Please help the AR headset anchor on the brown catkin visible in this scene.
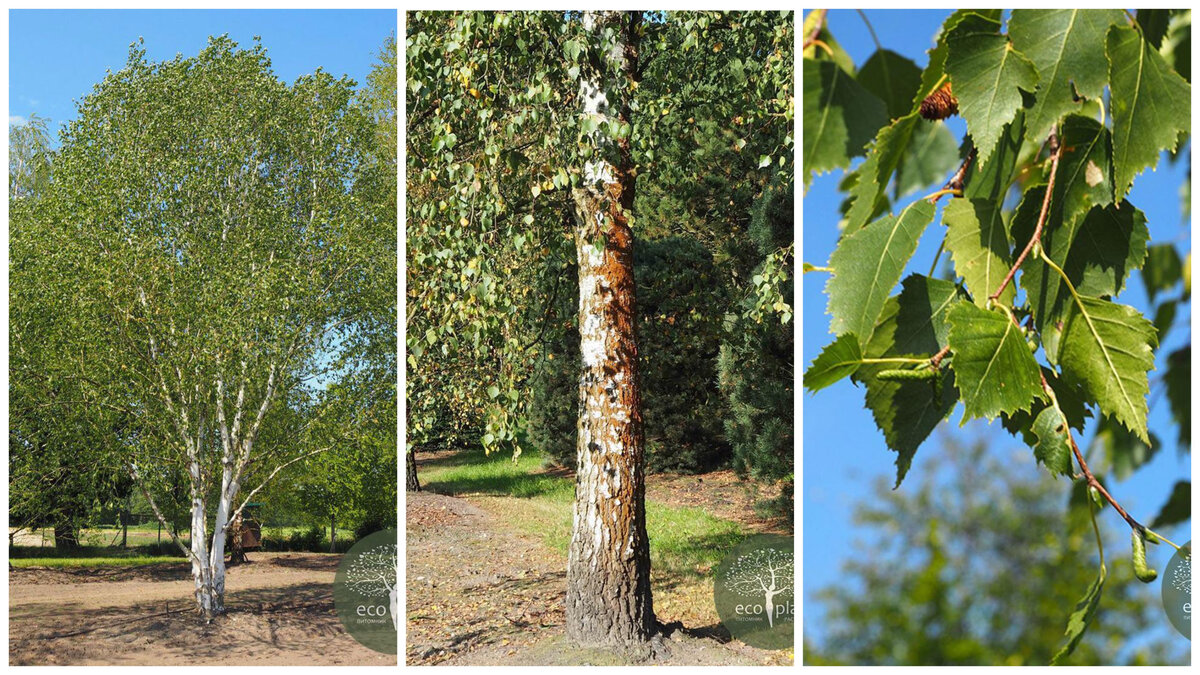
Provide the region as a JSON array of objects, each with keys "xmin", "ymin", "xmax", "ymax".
[{"xmin": 920, "ymin": 81, "xmax": 958, "ymax": 120}]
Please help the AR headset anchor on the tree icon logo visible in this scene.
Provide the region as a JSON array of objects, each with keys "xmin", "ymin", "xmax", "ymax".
[
  {"xmin": 334, "ymin": 529, "xmax": 398, "ymax": 655},
  {"xmin": 1162, "ymin": 541, "xmax": 1190, "ymax": 640},
  {"xmin": 713, "ymin": 534, "xmax": 794, "ymax": 649}
]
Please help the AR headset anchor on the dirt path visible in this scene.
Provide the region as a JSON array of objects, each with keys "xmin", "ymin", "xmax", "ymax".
[
  {"xmin": 10, "ymin": 552, "xmax": 396, "ymax": 666},
  {"xmin": 405, "ymin": 491, "xmax": 790, "ymax": 666}
]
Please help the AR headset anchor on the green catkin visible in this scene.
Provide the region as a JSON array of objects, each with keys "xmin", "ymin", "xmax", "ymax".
[
  {"xmin": 1131, "ymin": 530, "xmax": 1158, "ymax": 583},
  {"xmin": 877, "ymin": 368, "xmax": 939, "ymax": 382}
]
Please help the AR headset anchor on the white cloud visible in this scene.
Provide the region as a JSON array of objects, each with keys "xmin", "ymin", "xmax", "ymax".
[{"xmin": 9, "ymin": 115, "xmax": 27, "ymax": 127}]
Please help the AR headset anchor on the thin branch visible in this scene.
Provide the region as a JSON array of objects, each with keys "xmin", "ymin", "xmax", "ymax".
[
  {"xmin": 856, "ymin": 10, "xmax": 882, "ymax": 50},
  {"xmin": 989, "ymin": 129, "xmax": 1062, "ymax": 302},
  {"xmin": 225, "ymin": 446, "xmax": 333, "ymax": 530},
  {"xmin": 802, "ymin": 9, "xmax": 828, "ymax": 51}
]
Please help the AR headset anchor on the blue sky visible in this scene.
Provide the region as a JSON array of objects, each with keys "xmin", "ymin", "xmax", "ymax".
[
  {"xmin": 802, "ymin": 9, "xmax": 1191, "ymax": 656},
  {"xmin": 10, "ymin": 9, "xmax": 396, "ymax": 136}
]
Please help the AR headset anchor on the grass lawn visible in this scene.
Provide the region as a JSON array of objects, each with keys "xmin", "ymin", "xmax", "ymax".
[
  {"xmin": 418, "ymin": 448, "xmax": 747, "ymax": 579},
  {"xmin": 11, "ymin": 556, "xmax": 183, "ymax": 569}
]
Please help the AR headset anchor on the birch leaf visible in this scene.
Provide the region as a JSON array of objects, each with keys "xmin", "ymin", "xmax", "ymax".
[
  {"xmin": 804, "ymin": 333, "xmax": 862, "ymax": 392},
  {"xmin": 826, "ymin": 200, "xmax": 936, "ymax": 346},
  {"xmin": 895, "ymin": 118, "xmax": 959, "ymax": 198},
  {"xmin": 1057, "ymin": 296, "xmax": 1157, "ymax": 443},
  {"xmin": 803, "ymin": 58, "xmax": 888, "ymax": 190},
  {"xmin": 1051, "ymin": 566, "xmax": 1106, "ymax": 665},
  {"xmin": 1031, "ymin": 405, "xmax": 1074, "ymax": 477},
  {"xmin": 947, "ymin": 302, "xmax": 1044, "ymax": 421},
  {"xmin": 855, "ymin": 276, "xmax": 963, "ymax": 487},
  {"xmin": 1052, "ymin": 115, "xmax": 1114, "ymax": 235},
  {"xmin": 943, "ymin": 198, "xmax": 1013, "ymax": 307},
  {"xmin": 912, "ymin": 10, "xmax": 1004, "ymax": 113},
  {"xmin": 857, "ymin": 48, "xmax": 922, "ymax": 120},
  {"xmin": 843, "ymin": 113, "xmax": 919, "ymax": 232},
  {"xmin": 1008, "ymin": 9, "xmax": 1125, "ymax": 143},
  {"xmin": 1107, "ymin": 24, "xmax": 1191, "ymax": 201},
  {"xmin": 945, "ymin": 15, "xmax": 1040, "ymax": 166}
]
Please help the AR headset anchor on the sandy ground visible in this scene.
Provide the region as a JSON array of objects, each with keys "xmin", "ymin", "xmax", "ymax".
[
  {"xmin": 406, "ymin": 491, "xmax": 790, "ymax": 666},
  {"xmin": 10, "ymin": 552, "xmax": 396, "ymax": 666}
]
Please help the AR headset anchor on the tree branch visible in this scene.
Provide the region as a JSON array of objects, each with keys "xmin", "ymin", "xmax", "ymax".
[{"xmin": 990, "ymin": 130, "xmax": 1062, "ymax": 302}]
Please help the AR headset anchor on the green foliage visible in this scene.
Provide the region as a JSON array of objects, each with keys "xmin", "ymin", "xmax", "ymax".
[
  {"xmin": 942, "ymin": 198, "xmax": 1013, "ymax": 307},
  {"xmin": 803, "ymin": 58, "xmax": 886, "ymax": 188},
  {"xmin": 804, "ymin": 10, "xmax": 1190, "ymax": 663},
  {"xmin": 1008, "ymin": 9, "xmax": 1125, "ymax": 143},
  {"xmin": 1107, "ymin": 24, "xmax": 1191, "ymax": 200},
  {"xmin": 527, "ymin": 236, "xmax": 731, "ymax": 474},
  {"xmin": 947, "ymin": 303, "xmax": 1044, "ymax": 422},
  {"xmin": 945, "ymin": 12, "xmax": 1039, "ymax": 166},
  {"xmin": 826, "ymin": 199, "xmax": 935, "ymax": 346},
  {"xmin": 719, "ymin": 178, "xmax": 794, "ymax": 518},
  {"xmin": 407, "ymin": 11, "xmax": 793, "ymax": 457},
  {"xmin": 856, "ymin": 49, "xmax": 922, "ymax": 121},
  {"xmin": 11, "ymin": 36, "xmax": 394, "ymax": 557}
]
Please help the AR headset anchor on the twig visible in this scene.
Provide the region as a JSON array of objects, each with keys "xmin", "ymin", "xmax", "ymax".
[
  {"xmin": 802, "ymin": 9, "xmax": 828, "ymax": 50},
  {"xmin": 929, "ymin": 345, "xmax": 952, "ymax": 370},
  {"xmin": 943, "ymin": 146, "xmax": 976, "ymax": 193},
  {"xmin": 989, "ymin": 130, "xmax": 1062, "ymax": 301},
  {"xmin": 856, "ymin": 10, "xmax": 881, "ymax": 50}
]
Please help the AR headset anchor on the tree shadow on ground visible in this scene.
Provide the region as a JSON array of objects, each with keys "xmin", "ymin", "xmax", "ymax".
[{"xmin": 10, "ymin": 582, "xmax": 368, "ymax": 665}]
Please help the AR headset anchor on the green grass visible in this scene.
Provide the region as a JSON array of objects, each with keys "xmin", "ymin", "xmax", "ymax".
[
  {"xmin": 419, "ymin": 448, "xmax": 747, "ymax": 578},
  {"xmin": 11, "ymin": 556, "xmax": 183, "ymax": 569}
]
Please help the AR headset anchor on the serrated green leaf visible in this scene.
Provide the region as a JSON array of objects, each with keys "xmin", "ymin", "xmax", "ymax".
[
  {"xmin": 1150, "ymin": 480, "xmax": 1190, "ymax": 528},
  {"xmin": 943, "ymin": 198, "xmax": 1013, "ymax": 307},
  {"xmin": 843, "ymin": 113, "xmax": 919, "ymax": 231},
  {"xmin": 947, "ymin": 303, "xmax": 1045, "ymax": 421},
  {"xmin": 912, "ymin": 10, "xmax": 1004, "ymax": 113},
  {"xmin": 1002, "ymin": 366, "xmax": 1092, "ymax": 442},
  {"xmin": 803, "ymin": 58, "xmax": 888, "ymax": 190},
  {"xmin": 962, "ymin": 111, "xmax": 1025, "ymax": 202},
  {"xmin": 1142, "ymin": 243, "xmax": 1183, "ymax": 302},
  {"xmin": 854, "ymin": 275, "xmax": 964, "ymax": 486},
  {"xmin": 1015, "ymin": 189, "xmax": 1148, "ymax": 361},
  {"xmin": 1051, "ymin": 565, "xmax": 1106, "ymax": 665},
  {"xmin": 857, "ymin": 48, "xmax": 922, "ymax": 120},
  {"xmin": 1058, "ymin": 296, "xmax": 1157, "ymax": 442},
  {"xmin": 1137, "ymin": 8, "xmax": 1173, "ymax": 49},
  {"xmin": 945, "ymin": 15, "xmax": 1040, "ymax": 166},
  {"xmin": 1107, "ymin": 24, "xmax": 1192, "ymax": 201},
  {"xmin": 895, "ymin": 119, "xmax": 959, "ymax": 198},
  {"xmin": 804, "ymin": 333, "xmax": 862, "ymax": 392},
  {"xmin": 1053, "ymin": 115, "xmax": 1114, "ymax": 234},
  {"xmin": 1031, "ymin": 405, "xmax": 1074, "ymax": 477},
  {"xmin": 826, "ymin": 200, "xmax": 936, "ymax": 346},
  {"xmin": 1008, "ymin": 9, "xmax": 1126, "ymax": 143}
]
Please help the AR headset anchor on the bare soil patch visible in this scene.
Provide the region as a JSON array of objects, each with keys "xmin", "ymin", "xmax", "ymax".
[
  {"xmin": 405, "ymin": 490, "xmax": 791, "ymax": 666},
  {"xmin": 10, "ymin": 552, "xmax": 396, "ymax": 666}
]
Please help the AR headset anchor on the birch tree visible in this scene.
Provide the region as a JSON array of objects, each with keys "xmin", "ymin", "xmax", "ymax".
[
  {"xmin": 11, "ymin": 36, "xmax": 392, "ymax": 619},
  {"xmin": 407, "ymin": 10, "xmax": 793, "ymax": 649}
]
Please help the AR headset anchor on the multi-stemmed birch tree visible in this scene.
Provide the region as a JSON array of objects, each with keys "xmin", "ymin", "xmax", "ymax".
[{"xmin": 10, "ymin": 36, "xmax": 395, "ymax": 619}]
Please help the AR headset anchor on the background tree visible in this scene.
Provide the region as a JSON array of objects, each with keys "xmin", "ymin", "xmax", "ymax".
[
  {"xmin": 805, "ymin": 438, "xmax": 1188, "ymax": 666},
  {"xmin": 11, "ymin": 36, "xmax": 393, "ymax": 619}
]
